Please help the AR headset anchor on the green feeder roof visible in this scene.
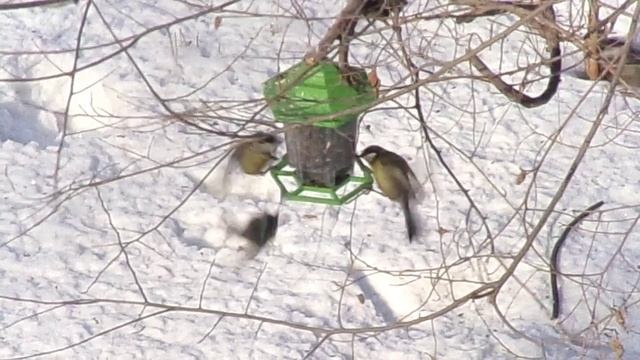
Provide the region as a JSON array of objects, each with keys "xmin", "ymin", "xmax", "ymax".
[{"xmin": 263, "ymin": 61, "xmax": 377, "ymax": 128}]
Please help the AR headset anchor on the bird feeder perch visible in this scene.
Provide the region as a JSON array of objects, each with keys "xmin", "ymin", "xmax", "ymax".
[{"xmin": 263, "ymin": 60, "xmax": 377, "ymax": 205}]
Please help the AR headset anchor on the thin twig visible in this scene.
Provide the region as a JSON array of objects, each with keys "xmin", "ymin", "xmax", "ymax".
[
  {"xmin": 304, "ymin": 0, "xmax": 367, "ymax": 63},
  {"xmin": 7, "ymin": 308, "xmax": 170, "ymax": 360},
  {"xmin": 53, "ymin": 0, "xmax": 92, "ymax": 186},
  {"xmin": 95, "ymin": 187, "xmax": 149, "ymax": 302}
]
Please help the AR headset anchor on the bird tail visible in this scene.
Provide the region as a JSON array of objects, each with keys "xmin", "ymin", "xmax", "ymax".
[{"xmin": 402, "ymin": 195, "xmax": 416, "ymax": 242}]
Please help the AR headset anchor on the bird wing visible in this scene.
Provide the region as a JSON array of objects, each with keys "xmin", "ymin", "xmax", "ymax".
[
  {"xmin": 391, "ymin": 153, "xmax": 421, "ymax": 200},
  {"xmin": 372, "ymin": 156, "xmax": 411, "ymax": 200},
  {"xmin": 378, "ymin": 153, "xmax": 414, "ymax": 194}
]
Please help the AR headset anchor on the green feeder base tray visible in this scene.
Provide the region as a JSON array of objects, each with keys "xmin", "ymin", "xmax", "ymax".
[{"xmin": 270, "ymin": 157, "xmax": 373, "ymax": 205}]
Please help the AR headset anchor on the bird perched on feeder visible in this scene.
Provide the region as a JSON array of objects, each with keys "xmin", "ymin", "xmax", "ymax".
[
  {"xmin": 231, "ymin": 133, "xmax": 280, "ymax": 175},
  {"xmin": 359, "ymin": 145, "xmax": 419, "ymax": 242}
]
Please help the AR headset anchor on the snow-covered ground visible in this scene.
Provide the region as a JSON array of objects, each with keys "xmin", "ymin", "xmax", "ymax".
[{"xmin": 1, "ymin": 0, "xmax": 639, "ymax": 359}]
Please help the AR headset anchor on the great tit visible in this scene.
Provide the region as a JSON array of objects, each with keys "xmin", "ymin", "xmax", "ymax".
[
  {"xmin": 231, "ymin": 133, "xmax": 280, "ymax": 175},
  {"xmin": 359, "ymin": 145, "xmax": 419, "ymax": 242}
]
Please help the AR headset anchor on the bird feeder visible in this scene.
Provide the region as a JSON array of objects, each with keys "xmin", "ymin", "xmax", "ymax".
[{"xmin": 263, "ymin": 61, "xmax": 377, "ymax": 205}]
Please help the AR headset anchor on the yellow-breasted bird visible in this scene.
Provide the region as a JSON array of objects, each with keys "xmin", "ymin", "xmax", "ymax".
[
  {"xmin": 231, "ymin": 133, "xmax": 280, "ymax": 175},
  {"xmin": 359, "ymin": 145, "xmax": 419, "ymax": 242}
]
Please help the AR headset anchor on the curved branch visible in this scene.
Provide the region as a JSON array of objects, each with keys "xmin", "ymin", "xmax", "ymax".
[
  {"xmin": 460, "ymin": 2, "xmax": 562, "ymax": 108},
  {"xmin": 550, "ymin": 201, "xmax": 605, "ymax": 320},
  {"xmin": 470, "ymin": 44, "xmax": 561, "ymax": 108}
]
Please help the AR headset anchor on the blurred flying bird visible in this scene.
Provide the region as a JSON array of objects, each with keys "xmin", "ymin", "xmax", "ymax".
[{"xmin": 239, "ymin": 212, "xmax": 279, "ymax": 248}]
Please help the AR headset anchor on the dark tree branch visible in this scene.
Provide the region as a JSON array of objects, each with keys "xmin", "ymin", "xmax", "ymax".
[
  {"xmin": 0, "ymin": 0, "xmax": 76, "ymax": 11},
  {"xmin": 550, "ymin": 201, "xmax": 605, "ymax": 320},
  {"xmin": 455, "ymin": 1, "xmax": 562, "ymax": 108}
]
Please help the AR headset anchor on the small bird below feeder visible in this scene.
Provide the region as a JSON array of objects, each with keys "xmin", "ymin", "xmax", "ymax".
[
  {"xmin": 239, "ymin": 212, "xmax": 279, "ymax": 248},
  {"xmin": 213, "ymin": 211, "xmax": 280, "ymax": 265},
  {"xmin": 359, "ymin": 145, "xmax": 421, "ymax": 242}
]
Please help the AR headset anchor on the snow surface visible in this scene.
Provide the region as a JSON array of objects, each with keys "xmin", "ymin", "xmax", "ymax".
[{"xmin": 1, "ymin": 0, "xmax": 639, "ymax": 359}]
